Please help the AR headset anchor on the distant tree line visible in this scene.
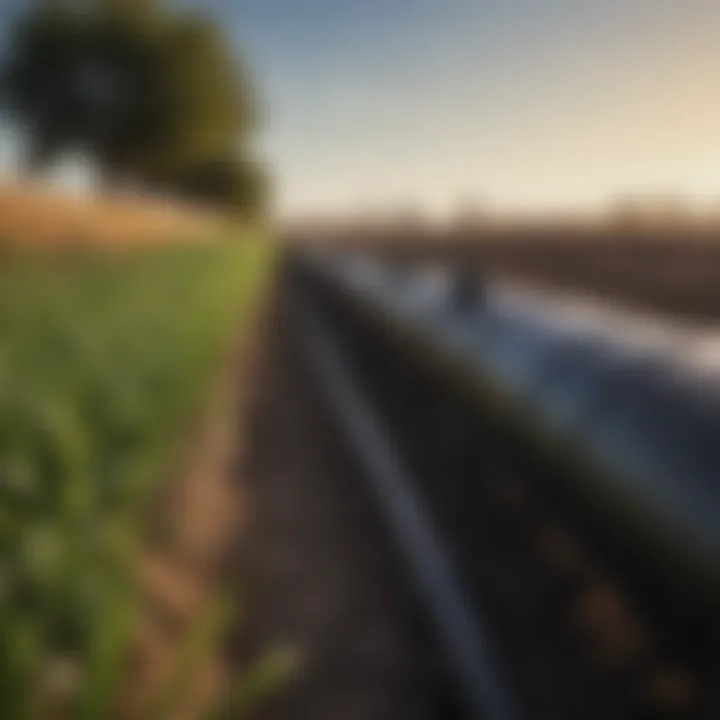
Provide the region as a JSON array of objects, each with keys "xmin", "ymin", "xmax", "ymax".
[{"xmin": 0, "ymin": 0, "xmax": 268, "ymax": 218}]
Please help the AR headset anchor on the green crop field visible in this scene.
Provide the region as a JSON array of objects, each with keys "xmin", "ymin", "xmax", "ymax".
[{"xmin": 0, "ymin": 239, "xmax": 273, "ymax": 718}]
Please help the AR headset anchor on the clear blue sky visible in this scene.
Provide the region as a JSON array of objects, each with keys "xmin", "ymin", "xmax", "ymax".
[{"xmin": 5, "ymin": 1, "xmax": 720, "ymax": 215}]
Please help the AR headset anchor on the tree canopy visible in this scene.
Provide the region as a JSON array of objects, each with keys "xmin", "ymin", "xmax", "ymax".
[{"xmin": 1, "ymin": 0, "xmax": 267, "ymax": 216}]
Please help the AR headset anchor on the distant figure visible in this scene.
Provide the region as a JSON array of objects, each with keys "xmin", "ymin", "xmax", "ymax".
[{"xmin": 450, "ymin": 267, "xmax": 483, "ymax": 313}]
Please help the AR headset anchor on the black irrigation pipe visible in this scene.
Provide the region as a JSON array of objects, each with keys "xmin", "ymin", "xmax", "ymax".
[{"xmin": 289, "ymin": 288, "xmax": 522, "ymax": 720}]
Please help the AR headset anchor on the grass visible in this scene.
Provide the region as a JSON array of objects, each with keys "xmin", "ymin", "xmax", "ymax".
[
  {"xmin": 0, "ymin": 238, "xmax": 273, "ymax": 718},
  {"xmin": 0, "ymin": 183, "xmax": 222, "ymax": 248}
]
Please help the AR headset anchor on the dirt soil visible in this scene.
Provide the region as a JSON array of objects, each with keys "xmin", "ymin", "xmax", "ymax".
[
  {"xmin": 229, "ymin": 273, "xmax": 442, "ymax": 720},
  {"xmin": 123, "ymin": 294, "xmax": 267, "ymax": 719},
  {"xmin": 118, "ymin": 265, "xmax": 439, "ymax": 720}
]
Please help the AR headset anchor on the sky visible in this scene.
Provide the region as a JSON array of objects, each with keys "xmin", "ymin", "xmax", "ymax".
[
  {"xmin": 4, "ymin": 0, "xmax": 720, "ymax": 216},
  {"xmin": 225, "ymin": 0, "xmax": 720, "ymax": 216}
]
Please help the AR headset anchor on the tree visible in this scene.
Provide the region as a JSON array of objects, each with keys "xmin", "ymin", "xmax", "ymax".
[
  {"xmin": 173, "ymin": 156, "xmax": 270, "ymax": 219},
  {"xmin": 1, "ymin": 0, "xmax": 264, "ymax": 214}
]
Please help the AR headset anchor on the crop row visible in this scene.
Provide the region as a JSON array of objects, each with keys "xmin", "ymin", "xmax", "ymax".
[{"xmin": 0, "ymin": 239, "xmax": 272, "ymax": 718}]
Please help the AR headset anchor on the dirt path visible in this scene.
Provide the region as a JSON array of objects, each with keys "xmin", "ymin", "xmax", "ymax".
[{"xmin": 231, "ymin": 274, "xmax": 441, "ymax": 720}]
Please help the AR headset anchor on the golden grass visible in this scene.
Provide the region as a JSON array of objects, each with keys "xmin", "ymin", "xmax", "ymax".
[{"xmin": 0, "ymin": 183, "xmax": 226, "ymax": 248}]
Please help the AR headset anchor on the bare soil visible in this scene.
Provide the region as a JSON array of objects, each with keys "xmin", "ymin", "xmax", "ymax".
[
  {"xmin": 228, "ymin": 272, "xmax": 442, "ymax": 720},
  {"xmin": 125, "ymin": 270, "xmax": 440, "ymax": 720},
  {"xmin": 123, "ymin": 296, "xmax": 266, "ymax": 719}
]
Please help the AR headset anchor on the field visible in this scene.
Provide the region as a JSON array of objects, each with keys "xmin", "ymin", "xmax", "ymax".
[
  {"xmin": 339, "ymin": 224, "xmax": 720, "ymax": 321},
  {"xmin": 0, "ymin": 184, "xmax": 224, "ymax": 249},
  {"xmin": 0, "ymin": 239, "xmax": 273, "ymax": 718},
  {"xmin": 3, "ymin": 209, "xmax": 719, "ymax": 718}
]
